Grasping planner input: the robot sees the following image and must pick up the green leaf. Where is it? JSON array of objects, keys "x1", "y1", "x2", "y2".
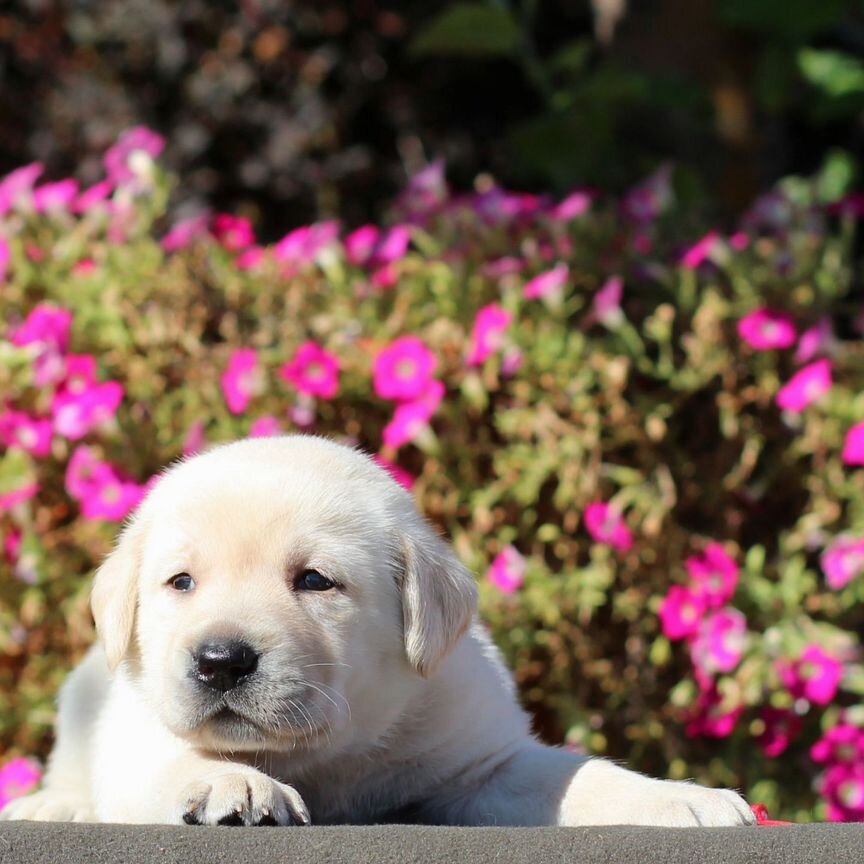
[
  {"x1": 814, "y1": 149, "x2": 856, "y2": 203},
  {"x1": 410, "y1": 4, "x2": 520, "y2": 59},
  {"x1": 799, "y1": 49, "x2": 864, "y2": 99}
]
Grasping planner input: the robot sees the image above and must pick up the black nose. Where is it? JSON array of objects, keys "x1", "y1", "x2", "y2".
[{"x1": 193, "y1": 640, "x2": 259, "y2": 692}]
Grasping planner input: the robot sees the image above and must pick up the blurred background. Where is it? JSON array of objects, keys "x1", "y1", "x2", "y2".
[
  {"x1": 3, "y1": 0, "x2": 863, "y2": 230},
  {"x1": 2, "y1": 0, "x2": 864, "y2": 825}
]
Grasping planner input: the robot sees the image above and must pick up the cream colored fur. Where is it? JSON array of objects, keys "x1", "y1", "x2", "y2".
[{"x1": 1, "y1": 436, "x2": 755, "y2": 827}]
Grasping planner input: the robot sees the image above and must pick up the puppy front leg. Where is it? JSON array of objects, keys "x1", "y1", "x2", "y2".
[{"x1": 444, "y1": 744, "x2": 754, "y2": 827}]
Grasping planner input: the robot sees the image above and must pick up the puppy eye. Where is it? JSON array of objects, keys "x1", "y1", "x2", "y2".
[
  {"x1": 295, "y1": 569, "x2": 336, "y2": 592},
  {"x1": 168, "y1": 573, "x2": 195, "y2": 592}
]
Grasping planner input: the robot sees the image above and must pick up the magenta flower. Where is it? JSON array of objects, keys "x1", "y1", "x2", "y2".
[
  {"x1": 182, "y1": 421, "x2": 206, "y2": 457},
  {"x1": 221, "y1": 349, "x2": 264, "y2": 415},
  {"x1": 72, "y1": 259, "x2": 97, "y2": 278},
  {"x1": 0, "y1": 236, "x2": 10, "y2": 283},
  {"x1": 249, "y1": 416, "x2": 282, "y2": 438},
  {"x1": 501, "y1": 349, "x2": 524, "y2": 378},
  {"x1": 686, "y1": 543, "x2": 739, "y2": 608},
  {"x1": 345, "y1": 225, "x2": 411, "y2": 269},
  {"x1": 274, "y1": 221, "x2": 340, "y2": 268},
  {"x1": 482, "y1": 257, "x2": 525, "y2": 279},
  {"x1": 0, "y1": 483, "x2": 39, "y2": 515},
  {"x1": 757, "y1": 707, "x2": 802, "y2": 759},
  {"x1": 550, "y1": 190, "x2": 592, "y2": 221},
  {"x1": 0, "y1": 163, "x2": 43, "y2": 216},
  {"x1": 842, "y1": 423, "x2": 864, "y2": 467},
  {"x1": 4, "y1": 528, "x2": 21, "y2": 564},
  {"x1": 213, "y1": 214, "x2": 255, "y2": 252},
  {"x1": 776, "y1": 359, "x2": 832, "y2": 413},
  {"x1": 104, "y1": 126, "x2": 165, "y2": 185},
  {"x1": 811, "y1": 723, "x2": 864, "y2": 766},
  {"x1": 680, "y1": 231, "x2": 721, "y2": 269},
  {"x1": 738, "y1": 308, "x2": 797, "y2": 351},
  {"x1": 235, "y1": 246, "x2": 266, "y2": 271},
  {"x1": 468, "y1": 304, "x2": 513, "y2": 366},
  {"x1": 685, "y1": 686, "x2": 743, "y2": 739},
  {"x1": 73, "y1": 179, "x2": 114, "y2": 214},
  {"x1": 33, "y1": 179, "x2": 79, "y2": 214},
  {"x1": 281, "y1": 342, "x2": 340, "y2": 400},
  {"x1": 52, "y1": 381, "x2": 124, "y2": 440},
  {"x1": 796, "y1": 317, "x2": 834, "y2": 364},
  {"x1": 593, "y1": 276, "x2": 623, "y2": 328},
  {"x1": 65, "y1": 446, "x2": 110, "y2": 500},
  {"x1": 622, "y1": 164, "x2": 673, "y2": 223},
  {"x1": 729, "y1": 232, "x2": 750, "y2": 251},
  {"x1": 80, "y1": 469, "x2": 145, "y2": 522},
  {"x1": 374, "y1": 337, "x2": 438, "y2": 402},
  {"x1": 396, "y1": 159, "x2": 448, "y2": 218},
  {"x1": 690, "y1": 608, "x2": 747, "y2": 675},
  {"x1": 780, "y1": 645, "x2": 843, "y2": 705},
  {"x1": 488, "y1": 546, "x2": 527, "y2": 594},
  {"x1": 822, "y1": 763, "x2": 864, "y2": 822},
  {"x1": 523, "y1": 263, "x2": 569, "y2": 302},
  {"x1": 584, "y1": 501, "x2": 633, "y2": 553},
  {"x1": 372, "y1": 455, "x2": 415, "y2": 491},
  {"x1": 161, "y1": 213, "x2": 210, "y2": 252},
  {"x1": 60, "y1": 354, "x2": 98, "y2": 395},
  {"x1": 0, "y1": 757, "x2": 41, "y2": 809},
  {"x1": 659, "y1": 585, "x2": 706, "y2": 640},
  {"x1": 0, "y1": 411, "x2": 52, "y2": 458},
  {"x1": 382, "y1": 380, "x2": 445, "y2": 449},
  {"x1": 11, "y1": 303, "x2": 72, "y2": 353},
  {"x1": 821, "y1": 537, "x2": 864, "y2": 590}
]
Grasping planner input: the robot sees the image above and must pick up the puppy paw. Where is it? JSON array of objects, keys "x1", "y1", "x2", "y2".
[
  {"x1": 627, "y1": 783, "x2": 756, "y2": 827},
  {"x1": 179, "y1": 772, "x2": 310, "y2": 826},
  {"x1": 0, "y1": 790, "x2": 95, "y2": 822}
]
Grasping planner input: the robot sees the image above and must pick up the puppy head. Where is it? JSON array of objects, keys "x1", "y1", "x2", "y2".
[{"x1": 91, "y1": 436, "x2": 477, "y2": 752}]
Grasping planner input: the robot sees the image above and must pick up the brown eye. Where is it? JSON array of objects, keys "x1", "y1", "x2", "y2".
[
  {"x1": 169, "y1": 573, "x2": 195, "y2": 592},
  {"x1": 295, "y1": 569, "x2": 336, "y2": 592}
]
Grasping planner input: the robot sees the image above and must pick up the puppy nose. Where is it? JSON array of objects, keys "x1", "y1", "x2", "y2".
[{"x1": 193, "y1": 640, "x2": 259, "y2": 692}]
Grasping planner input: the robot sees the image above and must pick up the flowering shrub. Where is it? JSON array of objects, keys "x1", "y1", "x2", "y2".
[{"x1": 1, "y1": 129, "x2": 864, "y2": 822}]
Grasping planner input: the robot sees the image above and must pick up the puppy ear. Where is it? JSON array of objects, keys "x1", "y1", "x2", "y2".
[
  {"x1": 90, "y1": 519, "x2": 143, "y2": 670},
  {"x1": 398, "y1": 520, "x2": 478, "y2": 678}
]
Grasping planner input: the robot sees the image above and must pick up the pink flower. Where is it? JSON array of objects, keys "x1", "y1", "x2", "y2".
[
  {"x1": 780, "y1": 645, "x2": 843, "y2": 705},
  {"x1": 182, "y1": 421, "x2": 206, "y2": 457},
  {"x1": 80, "y1": 468, "x2": 145, "y2": 522},
  {"x1": 382, "y1": 380, "x2": 445, "y2": 449},
  {"x1": 685, "y1": 685, "x2": 743, "y2": 739},
  {"x1": 550, "y1": 190, "x2": 592, "y2": 221},
  {"x1": 757, "y1": 707, "x2": 802, "y2": 758},
  {"x1": 374, "y1": 337, "x2": 438, "y2": 402},
  {"x1": 776, "y1": 359, "x2": 832, "y2": 413},
  {"x1": 73, "y1": 180, "x2": 114, "y2": 214},
  {"x1": 345, "y1": 225, "x2": 411, "y2": 269},
  {"x1": 584, "y1": 502, "x2": 633, "y2": 553},
  {"x1": 0, "y1": 483, "x2": 39, "y2": 515},
  {"x1": 593, "y1": 276, "x2": 623, "y2": 327},
  {"x1": 796, "y1": 317, "x2": 834, "y2": 364},
  {"x1": 61, "y1": 354, "x2": 98, "y2": 394},
  {"x1": 52, "y1": 382, "x2": 124, "y2": 440},
  {"x1": 0, "y1": 757, "x2": 41, "y2": 809},
  {"x1": 221, "y1": 349, "x2": 264, "y2": 416},
  {"x1": 523, "y1": 263, "x2": 569, "y2": 301},
  {"x1": 690, "y1": 608, "x2": 748, "y2": 675},
  {"x1": 249, "y1": 416, "x2": 282, "y2": 438},
  {"x1": 501, "y1": 349, "x2": 524, "y2": 377},
  {"x1": 161, "y1": 213, "x2": 210, "y2": 252},
  {"x1": 482, "y1": 257, "x2": 525, "y2": 279},
  {"x1": 468, "y1": 304, "x2": 513, "y2": 366},
  {"x1": 488, "y1": 546, "x2": 527, "y2": 594},
  {"x1": 0, "y1": 411, "x2": 52, "y2": 458},
  {"x1": 0, "y1": 163, "x2": 43, "y2": 216},
  {"x1": 33, "y1": 179, "x2": 79, "y2": 214},
  {"x1": 842, "y1": 423, "x2": 864, "y2": 467},
  {"x1": 65, "y1": 446, "x2": 110, "y2": 499},
  {"x1": 729, "y1": 232, "x2": 750, "y2": 251},
  {"x1": 213, "y1": 214, "x2": 255, "y2": 252},
  {"x1": 681, "y1": 231, "x2": 721, "y2": 269},
  {"x1": 281, "y1": 342, "x2": 340, "y2": 400},
  {"x1": 811, "y1": 723, "x2": 864, "y2": 766},
  {"x1": 4, "y1": 528, "x2": 22, "y2": 564},
  {"x1": 622, "y1": 164, "x2": 673, "y2": 223},
  {"x1": 821, "y1": 763, "x2": 864, "y2": 822},
  {"x1": 274, "y1": 221, "x2": 340, "y2": 268},
  {"x1": 738, "y1": 308, "x2": 797, "y2": 351},
  {"x1": 396, "y1": 159, "x2": 448, "y2": 218},
  {"x1": 11, "y1": 303, "x2": 72, "y2": 353},
  {"x1": 104, "y1": 126, "x2": 165, "y2": 185},
  {"x1": 659, "y1": 586, "x2": 706, "y2": 640},
  {"x1": 235, "y1": 246, "x2": 266, "y2": 271},
  {"x1": 372, "y1": 455, "x2": 415, "y2": 490},
  {"x1": 0, "y1": 236, "x2": 10, "y2": 282},
  {"x1": 72, "y1": 259, "x2": 97, "y2": 278},
  {"x1": 686, "y1": 543, "x2": 739, "y2": 608},
  {"x1": 821, "y1": 537, "x2": 864, "y2": 590}
]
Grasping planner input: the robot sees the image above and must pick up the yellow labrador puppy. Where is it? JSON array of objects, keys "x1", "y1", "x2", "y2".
[{"x1": 1, "y1": 436, "x2": 754, "y2": 827}]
